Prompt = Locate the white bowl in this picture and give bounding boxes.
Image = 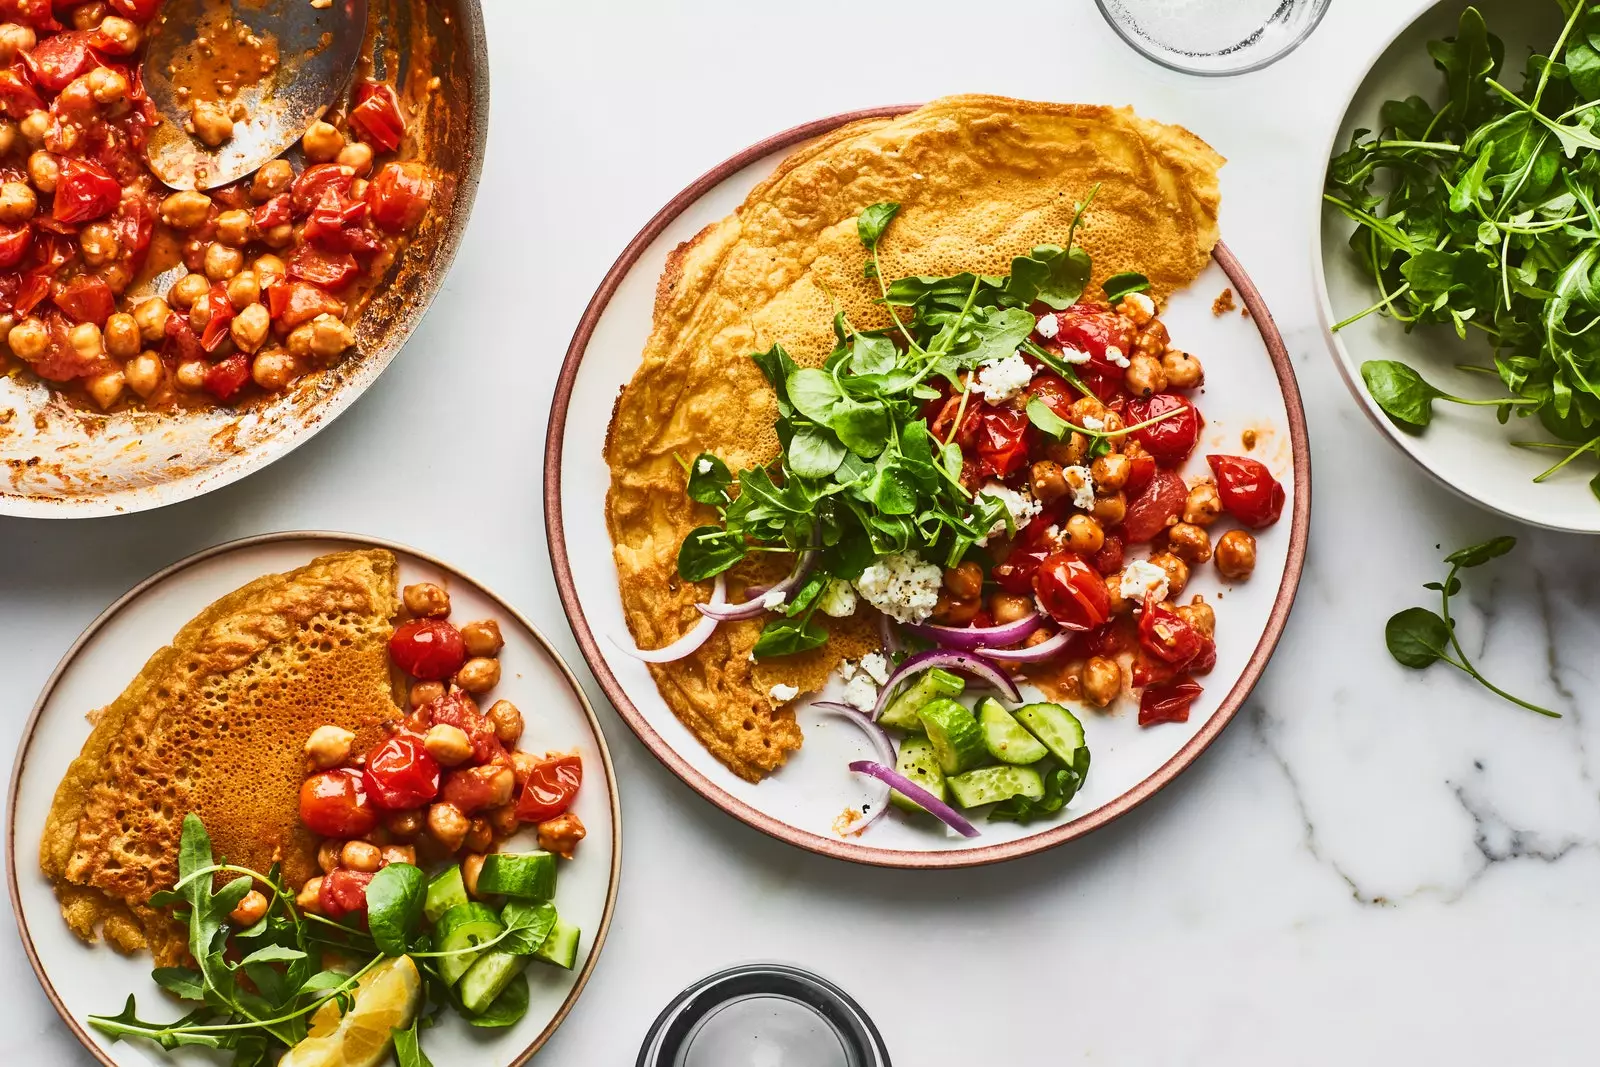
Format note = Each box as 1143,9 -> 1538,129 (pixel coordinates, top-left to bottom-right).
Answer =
1314,0 -> 1597,532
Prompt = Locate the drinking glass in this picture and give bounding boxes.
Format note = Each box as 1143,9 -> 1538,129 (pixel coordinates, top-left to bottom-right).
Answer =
1095,0 -> 1332,76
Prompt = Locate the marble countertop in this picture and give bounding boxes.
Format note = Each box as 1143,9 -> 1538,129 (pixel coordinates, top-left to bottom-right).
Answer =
6,0 -> 1599,1062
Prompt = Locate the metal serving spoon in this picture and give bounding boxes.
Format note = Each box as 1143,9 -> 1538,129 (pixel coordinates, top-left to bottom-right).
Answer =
141,0 -> 369,191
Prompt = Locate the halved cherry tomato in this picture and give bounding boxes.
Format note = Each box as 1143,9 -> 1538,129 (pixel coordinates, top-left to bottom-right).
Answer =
298,768 -> 377,837
515,754 -> 583,824
365,161 -> 432,232
1138,597 -> 1205,666
290,163 -> 355,215
23,30 -> 97,91
199,280 -> 233,350
1085,617 -> 1137,659
349,81 -> 406,152
363,735 -> 441,810
1120,470 -> 1186,543
1090,531 -> 1124,576
928,392 -> 980,450
972,405 -> 1030,479
1207,454 -> 1285,528
252,193 -> 292,230
990,501 -> 1065,593
302,186 -> 368,240
1132,648 -> 1177,688
318,868 -> 374,920
52,158 -> 121,224
426,689 -> 505,764
288,244 -> 359,291
389,617 -> 466,680
0,67 -> 42,119
52,273 -> 114,325
1036,303 -> 1136,401
1139,676 -> 1204,727
1123,450 -> 1156,497
0,222 -> 30,269
203,352 -> 250,401
1126,393 -> 1202,468
1032,550 -> 1111,631
13,272 -> 48,315
112,191 -> 156,266
163,312 -> 204,364
1026,373 -> 1075,417
265,279 -> 345,328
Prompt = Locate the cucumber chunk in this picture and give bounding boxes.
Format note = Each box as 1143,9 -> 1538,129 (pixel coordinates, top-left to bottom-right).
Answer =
424,865 -> 469,924
459,950 -> 531,1015
947,765 -> 1045,808
916,698 -> 986,775
1014,702 -> 1089,772
434,902 -> 504,987
533,918 -> 581,970
878,667 -> 964,732
889,735 -> 947,813
977,698 -> 1048,765
477,852 -> 557,902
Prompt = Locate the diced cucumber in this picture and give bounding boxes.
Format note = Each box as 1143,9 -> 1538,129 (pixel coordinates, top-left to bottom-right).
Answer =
977,698 -> 1048,765
916,698 -> 986,775
459,950 -> 531,1014
477,852 -> 557,902
889,736 -> 946,813
1014,702 -> 1088,773
434,902 -> 504,987
424,865 -> 469,924
947,765 -> 1045,808
533,918 -> 581,970
878,668 -> 964,732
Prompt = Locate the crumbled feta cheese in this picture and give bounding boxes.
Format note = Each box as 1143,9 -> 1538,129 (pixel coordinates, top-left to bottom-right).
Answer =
838,659 -> 858,681
974,482 -> 1042,545
696,457 -> 713,474
1064,466 -> 1096,510
1105,345 -> 1130,369
1058,345 -> 1091,365
842,674 -> 879,713
859,652 -> 891,685
854,552 -> 943,624
761,589 -> 787,611
769,683 -> 799,702
1034,314 -> 1059,339
1081,415 -> 1105,432
817,578 -> 858,618
973,352 -> 1036,404
1120,559 -> 1170,604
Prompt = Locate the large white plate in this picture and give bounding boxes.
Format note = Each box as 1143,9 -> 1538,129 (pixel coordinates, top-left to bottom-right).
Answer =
6,532 -> 620,1066
547,107 -> 1310,868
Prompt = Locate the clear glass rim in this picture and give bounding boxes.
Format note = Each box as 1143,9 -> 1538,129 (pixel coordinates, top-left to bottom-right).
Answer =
1094,0 -> 1333,78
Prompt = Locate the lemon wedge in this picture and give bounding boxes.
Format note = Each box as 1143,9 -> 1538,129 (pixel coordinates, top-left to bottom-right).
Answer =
280,955 -> 421,1067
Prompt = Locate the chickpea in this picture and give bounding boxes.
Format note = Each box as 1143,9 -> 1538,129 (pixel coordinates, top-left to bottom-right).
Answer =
296,876 -> 324,914
124,352 -> 163,398
427,802 -> 470,852
510,750 -> 539,788
989,592 -> 1034,624
403,581 -> 450,617
1134,319 -> 1170,359
251,347 -> 297,390
1215,530 -> 1257,581
424,723 -> 473,766
1091,491 -> 1126,527
214,208 -> 255,247
190,99 -> 234,146
7,317 -> 47,361
230,303 -> 270,353
0,120 -> 16,155
160,190 -> 212,229
486,802 -> 519,836
86,369 -> 123,410
1150,552 -> 1190,597
1116,291 -> 1156,327
380,844 -> 417,868
85,66 -> 127,105
1178,597 -> 1216,640
1064,514 -> 1105,554
44,114 -> 77,153
930,591 -> 980,626
168,274 -> 206,312
1104,574 -> 1131,616
464,818 -> 493,854
70,322 -> 103,360
0,181 -> 35,224
304,724 -> 354,768
1163,349 -> 1204,389
317,839 -> 342,874
350,177 -> 369,202
340,840 -> 382,873
204,241 -> 244,280
100,261 -> 132,295
77,220 -> 120,267
0,23 -> 35,64
1029,459 -> 1068,504
1165,522 -> 1212,565
410,680 -> 445,708
487,700 -> 523,746
460,619 -> 504,658
1183,482 -> 1223,527
188,293 -> 211,331
452,656 -> 499,694
95,15 -> 140,54
337,141 -> 374,175
1091,452 -> 1130,493
229,889 -> 268,927
302,120 -> 345,162
942,561 -> 983,600
100,312 -> 138,359
1124,353 -> 1167,398
18,109 -> 48,146
1081,656 -> 1122,708
175,359 -> 208,391
27,150 -> 58,194
252,159 -> 294,200
385,809 -> 423,838
262,221 -> 294,247
1069,396 -> 1107,424
253,253 -> 287,282
1044,432 -> 1089,468
462,853 -> 486,897
132,297 -> 171,343
1098,411 -> 1126,435
307,313 -> 354,358
225,270 -> 260,309
69,2 -> 108,30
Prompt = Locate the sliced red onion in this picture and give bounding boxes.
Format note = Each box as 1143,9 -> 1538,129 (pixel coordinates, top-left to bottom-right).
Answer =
906,612 -> 1041,651
611,575 -> 726,663
849,761 -> 980,838
871,648 -> 1022,719
877,611 -> 902,656
977,630 -> 1073,662
813,702 -> 895,835
695,548 -> 818,621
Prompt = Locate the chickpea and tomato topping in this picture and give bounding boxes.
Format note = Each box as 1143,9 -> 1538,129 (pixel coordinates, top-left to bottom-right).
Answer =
1215,530 -> 1257,580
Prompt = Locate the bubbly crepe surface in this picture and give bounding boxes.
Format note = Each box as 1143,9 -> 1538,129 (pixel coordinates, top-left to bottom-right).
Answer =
40,549 -> 403,966
605,95 -> 1224,783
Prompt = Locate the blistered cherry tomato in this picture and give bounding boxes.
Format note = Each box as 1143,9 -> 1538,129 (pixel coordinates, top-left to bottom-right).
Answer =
1120,470 -> 1186,544
365,161 -> 432,232
928,392 -> 980,449
990,502 -> 1065,593
1085,618 -> 1137,659
1090,531 -> 1124,576
1126,393 -> 1202,468
1123,451 -> 1156,497
52,158 -> 122,225
349,81 -> 406,152
1139,676 -> 1204,727
1137,597 -> 1205,666
1207,454 -> 1285,529
973,405 -> 1030,478
266,279 -> 344,328
1037,304 -> 1135,401
199,280 -> 233,351
0,69 -> 44,119
23,31 -> 97,92
0,223 -> 31,269
52,274 -> 114,326
163,312 -> 205,364
299,768 -> 377,837
515,755 -> 583,823
389,618 -> 467,680
318,868 -> 375,920
290,163 -> 356,215
426,689 -> 506,764
288,244 -> 359,291
363,735 -> 441,810
1032,551 -> 1110,631
202,352 -> 250,402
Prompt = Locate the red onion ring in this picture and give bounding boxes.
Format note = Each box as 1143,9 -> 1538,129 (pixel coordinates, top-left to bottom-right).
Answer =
977,630 -> 1073,662
906,612 -> 1041,651
849,761 -> 979,838
611,575 -> 726,663
813,702 -> 895,835
695,548 -> 819,621
877,610 -> 902,657
871,648 -> 1022,720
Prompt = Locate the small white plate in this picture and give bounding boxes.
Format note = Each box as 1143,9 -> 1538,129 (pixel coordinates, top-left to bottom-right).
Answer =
6,532 -> 620,1066
546,107 -> 1311,869
1314,0 -> 1596,532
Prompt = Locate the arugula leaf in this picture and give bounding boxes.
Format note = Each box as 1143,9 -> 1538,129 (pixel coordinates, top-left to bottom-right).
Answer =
1427,6 -> 1504,128
152,967 -> 207,1002
677,526 -> 746,581
787,367 -> 843,423
753,614 -> 828,658
787,428 -> 847,479
857,202 -> 900,245
365,863 -> 425,957
684,453 -> 732,506
394,1020 -> 435,1067
1443,534 -> 1516,567
1005,245 -> 1090,309
499,901 -> 558,956
1025,396 -> 1072,439
1102,271 -> 1150,303
751,344 -> 798,416
828,398 -> 890,457
1385,606 -> 1450,668
1361,359 -> 1442,431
